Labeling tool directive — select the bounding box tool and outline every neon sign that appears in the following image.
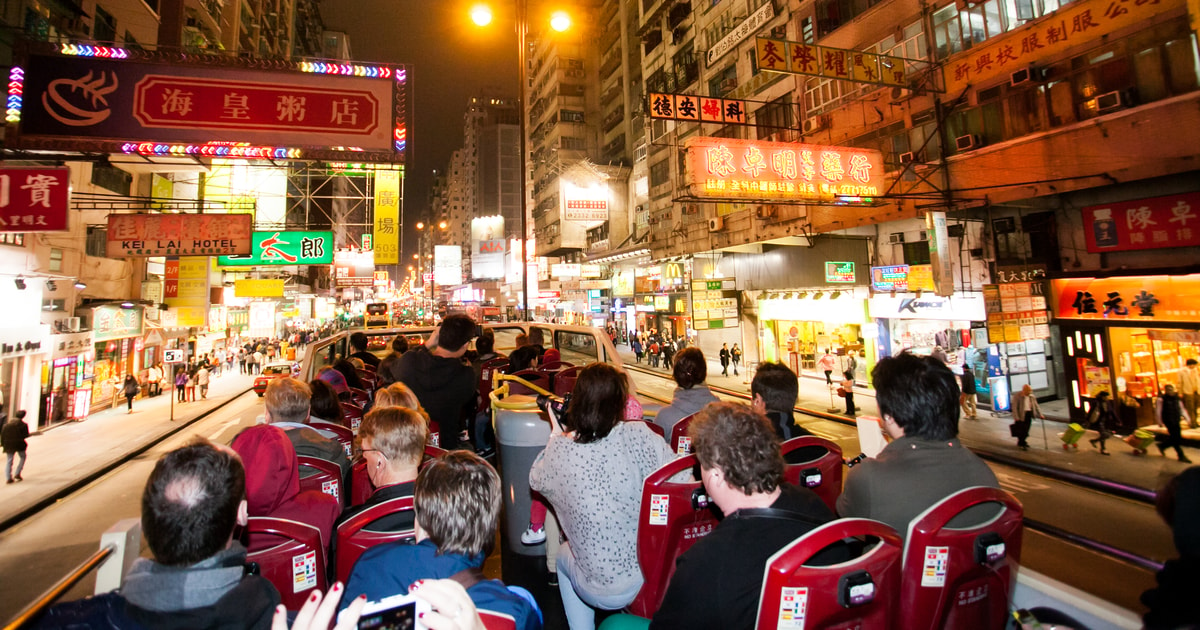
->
[684,137,884,203]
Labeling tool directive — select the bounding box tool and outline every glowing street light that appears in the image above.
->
[470,4,494,26]
[550,10,570,32]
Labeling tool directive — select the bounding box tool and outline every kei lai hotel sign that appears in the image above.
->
[106,213,252,257]
[684,137,883,203]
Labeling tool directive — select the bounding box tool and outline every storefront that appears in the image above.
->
[1053,274,1200,425]
[758,289,872,380]
[634,262,691,338]
[41,330,95,427]
[0,324,52,424]
[89,305,145,410]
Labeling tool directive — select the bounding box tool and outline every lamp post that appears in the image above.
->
[472,3,570,322]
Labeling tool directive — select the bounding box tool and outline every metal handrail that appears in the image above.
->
[4,544,116,630]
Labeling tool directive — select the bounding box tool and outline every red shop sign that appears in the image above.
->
[0,167,70,232]
[1082,191,1200,253]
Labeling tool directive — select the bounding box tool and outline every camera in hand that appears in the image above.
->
[536,393,571,428]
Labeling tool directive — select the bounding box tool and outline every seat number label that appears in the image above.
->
[292,550,318,592]
[922,546,950,587]
[777,586,807,629]
[649,494,669,525]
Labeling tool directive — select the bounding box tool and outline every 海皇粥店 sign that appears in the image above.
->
[107,213,252,257]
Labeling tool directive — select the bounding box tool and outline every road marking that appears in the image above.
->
[996,471,1051,494]
[208,417,245,441]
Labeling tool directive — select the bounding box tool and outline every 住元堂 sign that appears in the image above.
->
[1081,192,1200,253]
[0,167,70,232]
[684,137,883,203]
[107,213,252,257]
[217,230,333,266]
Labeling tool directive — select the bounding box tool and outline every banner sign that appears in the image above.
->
[684,136,883,203]
[106,213,252,257]
[15,50,406,161]
[708,1,775,66]
[164,257,209,327]
[1081,191,1200,253]
[0,324,52,359]
[825,261,856,283]
[926,211,954,296]
[868,293,987,321]
[333,250,374,287]
[93,305,144,342]
[1050,274,1200,324]
[434,245,463,286]
[0,167,70,231]
[871,264,938,292]
[372,170,401,264]
[563,199,610,222]
[649,93,748,125]
[471,215,505,280]
[754,37,909,88]
[218,230,333,266]
[235,279,286,298]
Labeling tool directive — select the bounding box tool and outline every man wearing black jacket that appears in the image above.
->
[392,315,478,450]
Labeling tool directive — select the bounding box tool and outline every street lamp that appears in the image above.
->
[472,2,572,322]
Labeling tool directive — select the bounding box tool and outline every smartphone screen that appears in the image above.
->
[357,600,415,630]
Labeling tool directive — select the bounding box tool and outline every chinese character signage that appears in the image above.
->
[872,264,942,292]
[1081,192,1200,253]
[563,199,609,222]
[926,211,954,296]
[93,305,144,342]
[164,257,209,328]
[984,282,1051,342]
[0,167,69,232]
[684,137,884,203]
[825,261,856,283]
[707,1,774,66]
[1051,275,1200,323]
[218,230,333,266]
[15,51,405,161]
[943,0,1173,95]
[372,170,401,264]
[234,279,285,298]
[754,38,908,88]
[471,215,505,280]
[106,213,252,257]
[649,93,748,125]
[691,278,739,330]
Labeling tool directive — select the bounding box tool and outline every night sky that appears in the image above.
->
[318,0,518,259]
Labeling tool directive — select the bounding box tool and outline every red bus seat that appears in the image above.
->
[780,436,844,513]
[356,370,376,390]
[311,420,354,459]
[348,387,371,409]
[245,517,328,611]
[478,357,511,414]
[479,610,517,630]
[631,419,664,438]
[334,496,415,583]
[900,486,1024,630]
[350,457,372,508]
[668,413,701,455]
[297,455,344,508]
[756,518,903,629]
[627,455,714,618]
[538,360,571,371]
[553,366,582,397]
[342,402,364,433]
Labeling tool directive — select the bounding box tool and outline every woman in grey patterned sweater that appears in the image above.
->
[530,363,676,630]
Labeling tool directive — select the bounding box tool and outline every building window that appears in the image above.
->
[0,233,25,247]
[86,227,107,257]
[932,0,1072,61]
[709,64,737,96]
[94,6,117,43]
[49,248,63,272]
[756,95,797,141]
[650,158,671,188]
[673,43,699,88]
[902,241,931,265]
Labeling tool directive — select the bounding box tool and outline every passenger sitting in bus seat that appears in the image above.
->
[837,352,999,541]
[349,332,381,369]
[34,441,280,629]
[262,377,351,484]
[508,327,546,373]
[653,348,719,437]
[343,451,540,630]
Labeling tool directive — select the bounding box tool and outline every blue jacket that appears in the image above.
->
[343,539,540,630]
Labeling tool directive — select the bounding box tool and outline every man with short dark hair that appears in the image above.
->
[837,352,999,540]
[393,315,478,449]
[349,331,381,369]
[650,402,840,630]
[37,441,280,628]
[751,361,811,441]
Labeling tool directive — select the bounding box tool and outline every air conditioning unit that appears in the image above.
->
[756,207,777,219]
[802,117,826,134]
[708,216,724,232]
[948,223,966,238]
[1010,67,1031,86]
[1095,90,1125,113]
[888,232,905,244]
[719,77,738,92]
[955,134,979,151]
[66,317,80,332]
[898,151,916,164]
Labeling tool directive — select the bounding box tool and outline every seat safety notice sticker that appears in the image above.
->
[293,550,318,592]
[649,494,669,525]
[777,586,807,629]
[922,545,950,587]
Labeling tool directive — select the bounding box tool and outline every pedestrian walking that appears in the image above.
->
[632,336,643,363]
[1011,384,1043,450]
[175,368,188,402]
[122,375,139,413]
[1156,384,1192,463]
[648,340,660,368]
[843,349,858,380]
[662,339,675,370]
[3,409,28,483]
[238,348,247,374]
[196,364,210,399]
[817,349,838,385]
[960,365,978,420]
[731,343,742,376]
[185,369,197,402]
[841,369,856,416]
[1088,391,1117,455]
[146,364,162,397]
[1179,358,1199,429]
[719,343,730,376]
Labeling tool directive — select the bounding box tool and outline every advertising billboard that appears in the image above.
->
[218,230,333,266]
[683,137,884,203]
[107,213,252,257]
[333,250,374,287]
[234,279,286,298]
[0,167,70,231]
[434,245,463,286]
[471,216,505,280]
[373,170,401,264]
[13,48,408,163]
[163,257,208,327]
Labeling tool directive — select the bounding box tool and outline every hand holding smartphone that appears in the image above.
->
[347,593,431,630]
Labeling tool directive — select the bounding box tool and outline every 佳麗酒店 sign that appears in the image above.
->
[684,137,883,203]
[106,213,252,257]
[0,167,70,232]
[1082,192,1200,253]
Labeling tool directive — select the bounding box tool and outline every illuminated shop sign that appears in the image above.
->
[1050,275,1200,324]
[825,261,856,283]
[107,213,252,257]
[0,167,70,232]
[1081,191,1200,253]
[218,230,334,266]
[648,93,748,125]
[870,264,937,292]
[684,137,884,203]
[754,38,908,88]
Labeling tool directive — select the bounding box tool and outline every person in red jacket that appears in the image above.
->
[230,424,339,553]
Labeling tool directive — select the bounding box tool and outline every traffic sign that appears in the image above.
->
[163,349,184,363]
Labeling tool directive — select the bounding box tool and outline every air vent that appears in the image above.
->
[888,232,905,244]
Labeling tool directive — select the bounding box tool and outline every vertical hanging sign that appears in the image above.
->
[373,170,400,265]
[926,211,954,297]
[164,256,209,327]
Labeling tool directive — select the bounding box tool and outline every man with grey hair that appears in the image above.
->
[263,377,350,482]
[35,441,280,628]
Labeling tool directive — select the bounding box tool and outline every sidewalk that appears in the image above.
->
[0,371,255,531]
[616,346,1195,496]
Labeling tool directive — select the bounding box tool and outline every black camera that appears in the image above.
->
[536,393,571,429]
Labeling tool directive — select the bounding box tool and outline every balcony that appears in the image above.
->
[602,106,625,132]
